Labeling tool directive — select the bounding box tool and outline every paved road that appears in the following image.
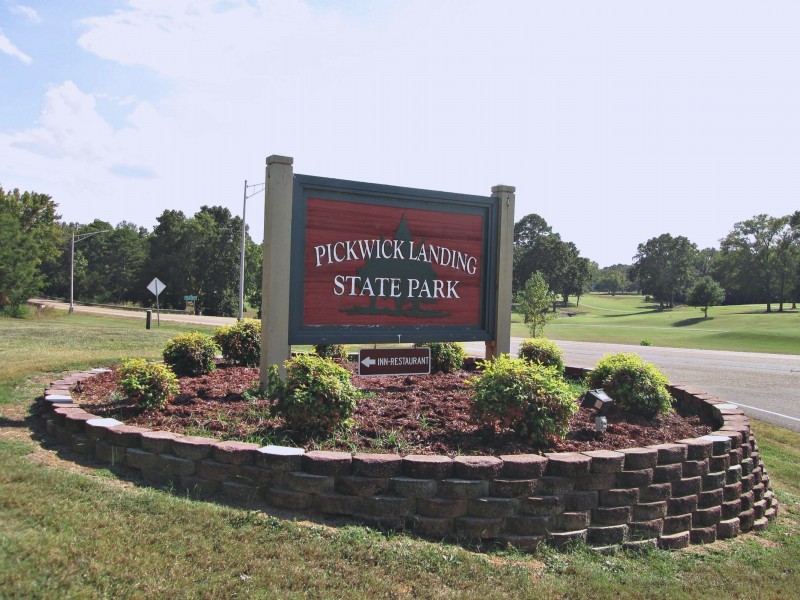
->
[464,339,800,432]
[40,300,800,431]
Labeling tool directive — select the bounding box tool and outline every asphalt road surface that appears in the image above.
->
[465,338,800,432]
[39,300,800,432]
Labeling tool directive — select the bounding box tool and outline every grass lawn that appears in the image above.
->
[512,293,800,355]
[1,309,799,598]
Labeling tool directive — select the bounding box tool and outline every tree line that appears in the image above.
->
[0,185,262,317]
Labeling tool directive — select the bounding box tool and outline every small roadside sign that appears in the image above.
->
[146,277,166,326]
[184,295,198,301]
[358,348,431,377]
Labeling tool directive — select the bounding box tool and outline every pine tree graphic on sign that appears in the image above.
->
[343,214,449,318]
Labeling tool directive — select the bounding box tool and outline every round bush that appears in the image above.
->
[162,332,219,376]
[213,319,260,367]
[587,352,673,418]
[518,338,564,373]
[416,342,466,373]
[313,344,348,360]
[117,359,179,410]
[268,354,361,437]
[470,354,578,445]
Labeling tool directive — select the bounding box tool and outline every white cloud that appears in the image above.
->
[9,4,41,23]
[0,28,31,63]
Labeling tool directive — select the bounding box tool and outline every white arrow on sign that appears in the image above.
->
[361,356,376,368]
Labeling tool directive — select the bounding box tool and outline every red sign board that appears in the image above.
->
[358,348,431,377]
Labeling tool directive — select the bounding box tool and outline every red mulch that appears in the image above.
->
[75,363,713,456]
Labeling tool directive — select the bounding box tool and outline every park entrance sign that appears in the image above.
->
[260,155,515,378]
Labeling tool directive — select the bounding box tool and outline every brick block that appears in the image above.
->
[336,475,388,497]
[70,434,94,456]
[564,490,598,511]
[615,469,653,488]
[468,497,518,518]
[740,490,755,512]
[197,459,237,482]
[690,526,717,544]
[213,441,259,465]
[489,478,538,498]
[753,499,768,519]
[653,463,683,484]
[140,431,181,454]
[599,488,639,507]
[671,477,702,497]
[125,448,158,471]
[453,455,502,480]
[522,496,565,517]
[222,480,260,502]
[64,411,96,433]
[740,474,754,492]
[624,516,664,541]
[728,448,742,465]
[668,495,698,516]
[678,438,713,460]
[302,450,352,476]
[287,472,334,494]
[238,465,273,486]
[416,497,467,519]
[172,436,218,460]
[581,450,625,473]
[499,454,547,478]
[752,483,765,501]
[700,434,732,456]
[403,455,453,479]
[360,495,415,518]
[682,459,709,478]
[591,506,631,526]
[159,453,195,477]
[726,464,742,484]
[410,516,453,538]
[315,492,363,516]
[351,453,402,478]
[648,443,687,465]
[721,499,742,520]
[255,446,304,471]
[709,455,730,473]
[723,482,742,501]
[544,452,591,477]
[106,425,148,448]
[587,524,628,546]
[455,517,503,539]
[575,472,616,491]
[95,441,125,466]
[658,531,690,550]
[702,471,726,491]
[663,514,692,535]
[548,529,587,549]
[698,489,724,509]
[639,483,672,502]
[620,448,658,470]
[390,476,437,498]
[739,508,756,532]
[739,457,754,475]
[557,511,590,531]
[437,479,489,499]
[178,475,221,496]
[506,515,551,535]
[353,514,406,531]
[717,517,740,539]
[266,488,312,510]
[55,426,71,446]
[692,506,721,527]
[498,534,547,552]
[536,476,574,495]
[633,501,667,521]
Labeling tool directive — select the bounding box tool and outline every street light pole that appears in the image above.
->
[239,179,265,320]
[69,228,111,314]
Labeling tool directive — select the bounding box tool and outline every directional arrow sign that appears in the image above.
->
[358,348,431,377]
[147,277,166,296]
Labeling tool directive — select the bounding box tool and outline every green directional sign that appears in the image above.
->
[184,295,198,301]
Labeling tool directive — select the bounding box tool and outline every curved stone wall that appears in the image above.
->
[38,367,778,551]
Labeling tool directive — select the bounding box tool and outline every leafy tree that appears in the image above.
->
[244,237,262,317]
[0,212,42,314]
[629,234,698,309]
[192,206,242,316]
[688,276,726,318]
[515,271,554,337]
[147,210,198,310]
[596,270,624,294]
[514,213,552,249]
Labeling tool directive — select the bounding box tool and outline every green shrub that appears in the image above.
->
[587,352,673,418]
[117,359,179,410]
[470,354,578,445]
[518,338,564,373]
[268,354,361,436]
[313,344,348,360]
[416,342,466,373]
[162,331,219,376]
[213,319,261,366]
[640,339,652,346]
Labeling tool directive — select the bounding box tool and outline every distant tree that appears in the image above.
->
[596,270,624,295]
[193,206,242,317]
[688,276,726,318]
[244,237,262,318]
[147,210,198,310]
[0,212,41,314]
[629,234,698,309]
[515,271,555,337]
[514,213,552,249]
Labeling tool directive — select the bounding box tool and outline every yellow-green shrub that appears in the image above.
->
[162,331,219,376]
[117,359,179,409]
[518,338,564,373]
[213,319,261,366]
[587,352,673,418]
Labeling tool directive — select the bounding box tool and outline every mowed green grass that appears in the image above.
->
[511,293,800,354]
[1,310,799,597]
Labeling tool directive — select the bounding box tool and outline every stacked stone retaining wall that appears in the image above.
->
[38,366,778,551]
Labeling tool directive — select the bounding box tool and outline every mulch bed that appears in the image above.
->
[75,363,714,456]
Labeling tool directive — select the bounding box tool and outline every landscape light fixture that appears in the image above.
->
[581,389,614,416]
[595,416,608,434]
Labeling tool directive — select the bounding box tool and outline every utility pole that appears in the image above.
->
[70,228,111,314]
[239,179,265,320]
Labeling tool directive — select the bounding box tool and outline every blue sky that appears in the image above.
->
[2,1,799,267]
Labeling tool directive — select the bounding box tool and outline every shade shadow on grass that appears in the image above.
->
[671,317,710,327]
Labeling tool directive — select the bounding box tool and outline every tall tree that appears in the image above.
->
[0,212,41,314]
[629,234,698,309]
[688,276,726,318]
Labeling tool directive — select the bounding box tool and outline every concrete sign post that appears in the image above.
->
[146,277,166,326]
